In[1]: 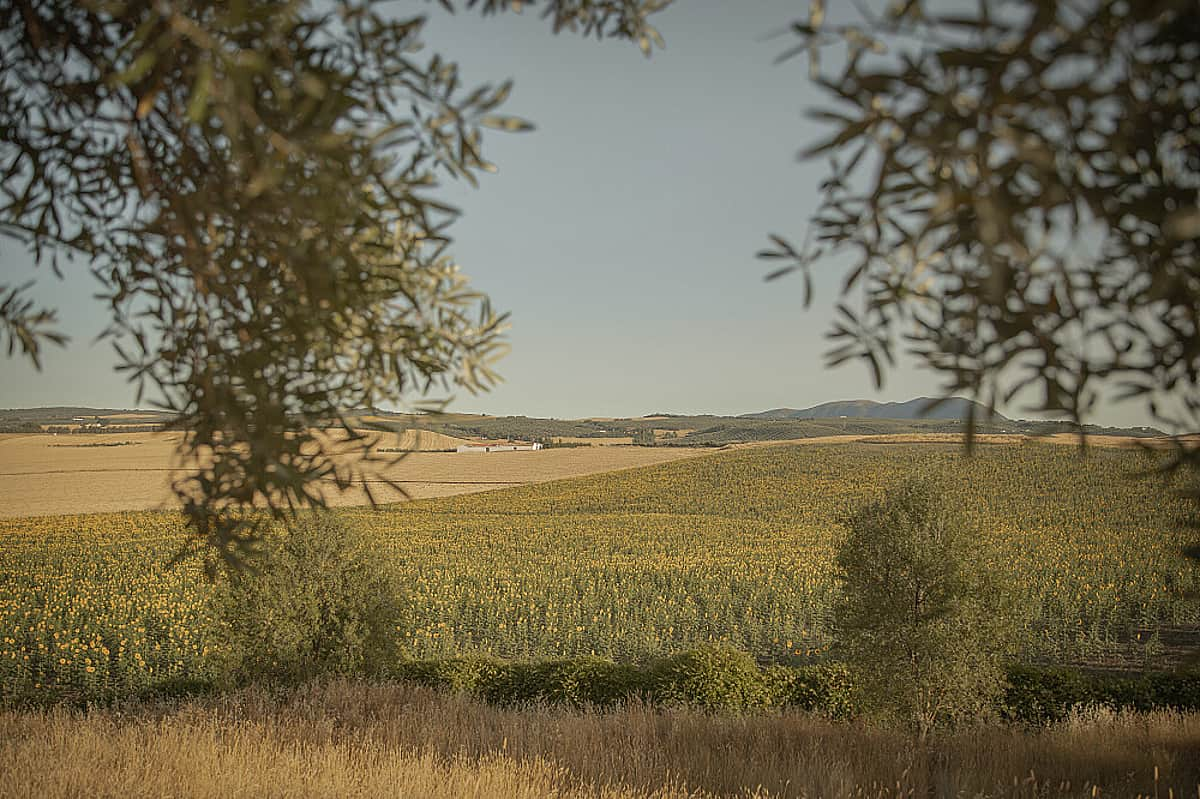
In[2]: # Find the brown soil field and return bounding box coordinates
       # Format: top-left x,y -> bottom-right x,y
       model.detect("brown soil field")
0,431 -> 702,518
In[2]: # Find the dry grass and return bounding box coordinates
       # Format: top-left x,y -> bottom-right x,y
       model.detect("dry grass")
0,719 -> 667,799
3,681 -> 1199,798
0,432 -> 702,518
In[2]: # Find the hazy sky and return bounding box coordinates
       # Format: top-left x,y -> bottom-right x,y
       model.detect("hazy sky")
0,3 -> 1156,427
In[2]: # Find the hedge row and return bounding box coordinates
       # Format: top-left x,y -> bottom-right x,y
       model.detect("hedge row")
391,646 -> 853,715
389,645 -> 1200,722
1003,665 -> 1200,722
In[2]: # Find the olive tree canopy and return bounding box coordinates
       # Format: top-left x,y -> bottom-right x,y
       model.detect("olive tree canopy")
763,0 -> 1199,454
0,0 -> 669,564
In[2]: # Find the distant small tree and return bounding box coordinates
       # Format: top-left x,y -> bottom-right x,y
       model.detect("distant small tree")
834,478 -> 1016,738
632,427 -> 656,446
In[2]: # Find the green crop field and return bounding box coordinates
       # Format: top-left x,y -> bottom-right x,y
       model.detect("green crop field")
2,442 -> 1197,704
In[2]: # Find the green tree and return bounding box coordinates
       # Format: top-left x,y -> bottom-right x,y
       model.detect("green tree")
834,478 -> 1017,738
0,0 -> 669,563
762,1 -> 1199,456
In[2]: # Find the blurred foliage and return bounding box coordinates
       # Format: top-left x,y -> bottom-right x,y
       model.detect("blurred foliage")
0,283 -> 65,368
0,0 -> 669,563
763,1 -> 1199,455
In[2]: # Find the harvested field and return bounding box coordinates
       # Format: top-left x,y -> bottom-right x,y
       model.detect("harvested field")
0,432 -> 701,518
369,428 -> 476,451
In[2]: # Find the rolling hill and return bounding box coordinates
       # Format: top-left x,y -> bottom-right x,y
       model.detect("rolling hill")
740,397 -> 1011,423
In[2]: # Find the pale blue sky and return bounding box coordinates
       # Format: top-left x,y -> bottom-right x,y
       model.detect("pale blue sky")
0,3 -> 1155,427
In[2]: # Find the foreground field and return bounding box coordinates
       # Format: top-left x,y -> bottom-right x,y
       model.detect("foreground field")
2,441 -> 1198,705
3,681 -> 1198,798
0,431 -> 701,517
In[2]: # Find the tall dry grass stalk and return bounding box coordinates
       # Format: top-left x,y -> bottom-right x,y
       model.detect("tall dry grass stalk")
2,681 -> 1198,798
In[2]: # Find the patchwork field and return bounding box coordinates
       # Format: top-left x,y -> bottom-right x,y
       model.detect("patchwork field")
2,441 -> 1197,705
0,432 -> 702,517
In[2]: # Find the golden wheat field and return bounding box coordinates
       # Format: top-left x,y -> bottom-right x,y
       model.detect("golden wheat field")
0,431 -> 702,517
2,441 -> 1198,706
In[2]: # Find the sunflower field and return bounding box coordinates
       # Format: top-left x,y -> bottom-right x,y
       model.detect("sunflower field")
2,441 -> 1197,704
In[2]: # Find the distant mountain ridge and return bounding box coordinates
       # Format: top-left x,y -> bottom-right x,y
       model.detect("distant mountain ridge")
740,397 -> 1012,423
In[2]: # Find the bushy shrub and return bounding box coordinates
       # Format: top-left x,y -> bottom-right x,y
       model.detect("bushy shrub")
212,512 -> 402,684
526,657 -> 645,708
389,657 -> 498,693
1139,671 -> 1200,710
648,644 -> 771,711
764,663 -> 856,717
392,656 -> 644,708
1001,667 -> 1095,722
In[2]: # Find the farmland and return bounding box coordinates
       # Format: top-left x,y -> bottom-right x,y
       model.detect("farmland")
0,431 -> 701,518
2,441 -> 1197,706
